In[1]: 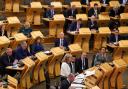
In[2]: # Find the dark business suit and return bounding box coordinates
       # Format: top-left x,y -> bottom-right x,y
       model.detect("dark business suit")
0,52 -> 15,76
119,0 -> 128,13
0,53 -> 15,67
67,9 -> 78,18
55,38 -> 68,48
45,9 -> 55,18
88,8 -> 100,17
108,19 -> 120,30
0,30 -> 7,37
30,43 -> 44,55
15,47 -> 31,60
88,20 -> 98,30
81,0 -> 91,5
69,21 -> 83,31
60,79 -> 70,89
109,8 -> 120,17
109,34 -> 121,43
100,0 -> 110,12
76,57 -> 88,73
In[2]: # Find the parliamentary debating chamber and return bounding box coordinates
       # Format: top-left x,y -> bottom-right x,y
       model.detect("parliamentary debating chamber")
0,0 -> 128,89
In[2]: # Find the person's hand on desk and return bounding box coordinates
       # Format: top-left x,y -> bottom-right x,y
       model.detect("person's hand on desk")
13,59 -> 18,65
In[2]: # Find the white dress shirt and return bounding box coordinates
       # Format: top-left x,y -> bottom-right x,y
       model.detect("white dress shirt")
59,39 -> 63,46
61,62 -> 71,77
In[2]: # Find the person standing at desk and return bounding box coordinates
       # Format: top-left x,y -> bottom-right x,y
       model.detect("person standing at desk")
0,25 -> 7,37
30,37 -> 44,55
44,5 -> 55,19
19,22 -> 32,37
60,53 -> 73,82
88,3 -> 100,18
100,0 -> 110,12
119,0 -> 128,13
76,52 -> 88,73
15,41 -> 31,61
54,32 -> 68,49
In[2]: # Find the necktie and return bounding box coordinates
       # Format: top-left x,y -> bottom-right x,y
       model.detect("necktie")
82,58 -> 85,70
94,9 -> 98,17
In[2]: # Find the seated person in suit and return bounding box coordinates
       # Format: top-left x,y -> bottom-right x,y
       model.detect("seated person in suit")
61,53 -> 73,81
109,19 -> 120,31
69,56 -> 77,74
68,19 -> 83,43
15,41 -> 31,61
0,48 -> 17,76
88,15 -> 98,31
44,5 -> 55,18
100,0 -> 110,12
67,5 -> 78,18
30,37 -> 44,55
109,6 -> 120,18
19,22 -> 32,37
68,18 -> 83,31
109,29 -> 121,44
0,25 -> 7,37
81,0 -> 91,13
76,52 -> 88,73
94,47 -> 111,66
55,32 -> 68,49
81,0 -> 91,5
88,3 -> 100,18
119,0 -> 128,13
60,73 -> 75,89
0,48 -> 15,67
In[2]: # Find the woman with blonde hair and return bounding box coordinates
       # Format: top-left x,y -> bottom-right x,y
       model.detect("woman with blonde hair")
60,53 -> 73,82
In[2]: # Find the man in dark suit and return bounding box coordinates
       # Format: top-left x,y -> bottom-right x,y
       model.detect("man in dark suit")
0,48 -> 15,67
68,19 -> 83,43
44,5 -> 55,18
81,0 -> 91,13
109,7 -> 120,18
67,5 -> 78,18
109,29 -> 121,43
76,52 -> 88,73
119,0 -> 128,13
100,0 -> 110,12
88,15 -> 98,31
15,41 -> 31,61
60,73 -> 75,89
69,18 -> 83,31
55,32 -> 68,49
88,3 -> 100,18
0,48 -> 16,76
108,19 -> 120,31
